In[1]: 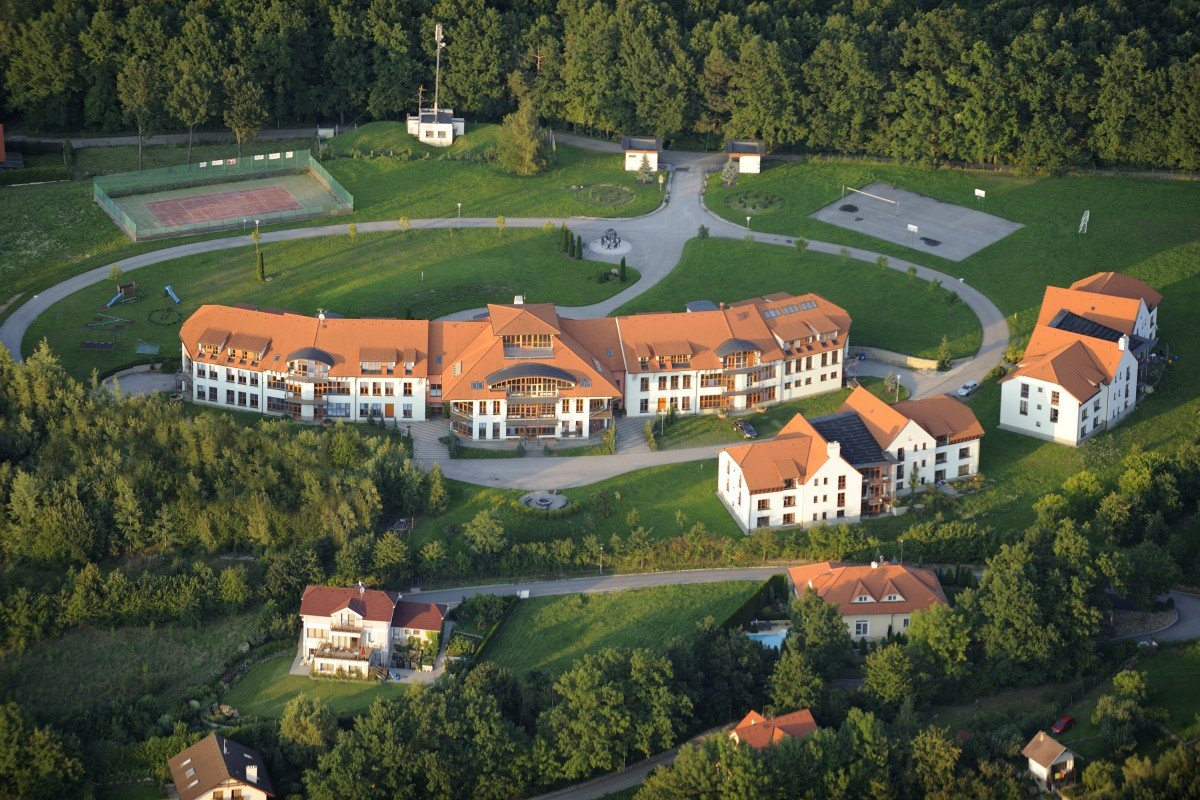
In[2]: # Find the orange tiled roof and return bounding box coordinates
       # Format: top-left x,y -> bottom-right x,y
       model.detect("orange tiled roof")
181,305 -> 430,378
1069,271 -> 1161,310
1036,286 -> 1142,335
839,386 -> 912,448
725,414 -> 832,493
892,394 -> 984,444
787,561 -> 947,616
1023,731 -> 1071,769
730,709 -> 819,750
1003,330 -> 1120,402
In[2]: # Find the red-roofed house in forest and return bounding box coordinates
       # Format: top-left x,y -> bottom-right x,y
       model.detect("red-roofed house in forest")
298,584 -> 446,677
167,733 -> 274,800
787,561 -> 947,641
729,709 -> 819,750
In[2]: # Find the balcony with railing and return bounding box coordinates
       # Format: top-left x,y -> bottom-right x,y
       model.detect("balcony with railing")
312,643 -> 377,663
330,621 -> 363,633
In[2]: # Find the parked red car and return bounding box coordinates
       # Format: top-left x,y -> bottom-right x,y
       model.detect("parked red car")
1050,715 -> 1075,734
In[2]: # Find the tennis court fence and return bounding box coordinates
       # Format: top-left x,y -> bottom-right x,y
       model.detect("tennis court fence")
93,149 -> 354,241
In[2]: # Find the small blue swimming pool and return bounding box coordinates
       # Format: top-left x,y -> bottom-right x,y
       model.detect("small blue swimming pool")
746,630 -> 787,650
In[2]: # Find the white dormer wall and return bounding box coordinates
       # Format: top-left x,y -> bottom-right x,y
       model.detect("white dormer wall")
1000,375 -> 1086,446
1132,300 -> 1156,340
882,419 -> 935,495
204,779 -> 271,800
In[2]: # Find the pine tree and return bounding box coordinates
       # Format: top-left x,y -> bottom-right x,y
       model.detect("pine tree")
567,233 -> 575,258
721,158 -> 738,186
576,234 -> 583,259
427,463 -> 448,515
256,250 -> 265,283
497,97 -> 545,175
560,223 -> 569,252
637,153 -> 654,183
936,335 -> 952,371
618,257 -> 627,282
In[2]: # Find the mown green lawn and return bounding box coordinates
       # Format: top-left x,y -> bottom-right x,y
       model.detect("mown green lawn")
413,460 -> 740,552
1,125 -> 655,330
0,612 -> 255,733
27,228 -> 638,379
615,239 -> 980,360
705,162 -> 1200,343
654,376 -> 908,451
223,654 -> 410,719
323,123 -> 663,221
483,582 -> 760,675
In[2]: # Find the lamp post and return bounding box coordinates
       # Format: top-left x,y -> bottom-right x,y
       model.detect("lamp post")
746,215 -> 751,229
456,202 -> 462,221
598,545 -> 603,575
899,538 -> 904,565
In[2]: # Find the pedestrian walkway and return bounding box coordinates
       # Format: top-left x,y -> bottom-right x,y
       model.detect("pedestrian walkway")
615,417 -> 652,454
408,419 -> 450,461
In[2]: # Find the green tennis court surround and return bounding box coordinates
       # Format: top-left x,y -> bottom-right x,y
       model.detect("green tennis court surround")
93,149 -> 353,241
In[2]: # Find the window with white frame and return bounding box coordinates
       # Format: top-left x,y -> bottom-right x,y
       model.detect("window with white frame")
854,620 -> 869,637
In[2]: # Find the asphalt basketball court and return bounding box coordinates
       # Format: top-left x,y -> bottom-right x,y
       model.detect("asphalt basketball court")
809,182 -> 1023,262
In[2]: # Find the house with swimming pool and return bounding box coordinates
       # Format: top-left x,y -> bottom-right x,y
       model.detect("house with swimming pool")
787,560 -> 947,641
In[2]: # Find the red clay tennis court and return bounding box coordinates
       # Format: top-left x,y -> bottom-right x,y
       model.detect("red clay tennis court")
145,185 -> 303,227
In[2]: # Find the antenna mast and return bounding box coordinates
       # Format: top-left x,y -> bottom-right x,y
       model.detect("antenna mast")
433,23 -> 445,114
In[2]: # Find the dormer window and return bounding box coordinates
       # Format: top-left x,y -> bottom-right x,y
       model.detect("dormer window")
853,594 -> 873,603
884,594 -> 903,602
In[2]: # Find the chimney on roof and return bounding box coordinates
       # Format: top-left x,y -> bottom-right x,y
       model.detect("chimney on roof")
222,737 -> 228,755
1119,334 -> 1128,351
826,441 -> 841,459
358,580 -> 365,597
719,302 -> 726,309
871,561 -> 878,569
513,294 -> 525,305
247,764 -> 258,784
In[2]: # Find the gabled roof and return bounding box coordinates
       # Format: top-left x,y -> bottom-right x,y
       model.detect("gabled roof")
725,415 -> 833,493
1022,731 -> 1071,768
787,561 -> 947,616
1002,337 -> 1113,403
1038,286 -> 1142,336
488,303 -> 561,336
299,585 -> 398,623
168,734 -> 274,800
392,600 -> 448,631
730,709 -> 819,750
839,386 -> 912,449
1069,271 -> 1161,310
891,394 -> 985,444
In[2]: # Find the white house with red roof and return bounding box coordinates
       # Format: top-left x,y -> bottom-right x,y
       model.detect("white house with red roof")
729,709 -> 819,750
788,561 -> 948,641
1000,271 -> 1159,446
718,414 -> 865,532
167,733 -> 274,800
298,584 -> 446,677
840,386 -> 984,493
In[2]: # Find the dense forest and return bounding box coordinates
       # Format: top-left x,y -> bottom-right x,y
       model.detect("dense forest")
2,0 -> 1199,171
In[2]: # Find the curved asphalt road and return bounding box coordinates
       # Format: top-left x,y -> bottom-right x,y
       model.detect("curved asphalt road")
0,134 -> 1008,491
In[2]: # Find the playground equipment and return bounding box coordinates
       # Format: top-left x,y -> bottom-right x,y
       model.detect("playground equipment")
105,281 -> 140,308
164,285 -> 181,304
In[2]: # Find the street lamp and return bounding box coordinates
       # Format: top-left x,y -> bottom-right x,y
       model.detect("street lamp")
598,545 -> 604,575
899,538 -> 904,565
746,215 -> 752,229
456,202 -> 462,220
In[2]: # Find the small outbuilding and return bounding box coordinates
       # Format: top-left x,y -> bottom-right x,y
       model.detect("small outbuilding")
1022,731 -> 1076,791
406,108 -> 466,146
725,140 -> 766,174
621,136 -> 662,172
168,733 -> 275,800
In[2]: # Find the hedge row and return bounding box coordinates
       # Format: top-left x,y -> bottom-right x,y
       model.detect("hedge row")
721,573 -> 789,631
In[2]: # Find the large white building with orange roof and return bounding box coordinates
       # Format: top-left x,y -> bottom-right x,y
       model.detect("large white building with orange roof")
617,292 -> 851,416
180,291 -> 851,443
1000,272 -> 1159,446
787,560 -> 948,640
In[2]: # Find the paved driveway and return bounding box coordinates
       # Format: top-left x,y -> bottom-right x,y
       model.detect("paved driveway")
1121,591 -> 1200,643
